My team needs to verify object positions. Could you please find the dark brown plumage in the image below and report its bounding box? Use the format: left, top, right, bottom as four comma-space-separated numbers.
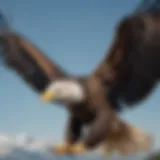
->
0, 11, 154, 154
94, 11, 160, 111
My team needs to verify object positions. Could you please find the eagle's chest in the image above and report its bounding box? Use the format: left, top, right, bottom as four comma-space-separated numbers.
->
70, 104, 96, 124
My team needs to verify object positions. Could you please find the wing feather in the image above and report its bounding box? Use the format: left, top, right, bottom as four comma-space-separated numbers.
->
0, 33, 68, 93
92, 15, 134, 84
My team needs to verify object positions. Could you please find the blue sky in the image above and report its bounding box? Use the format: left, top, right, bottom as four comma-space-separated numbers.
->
0, 0, 159, 149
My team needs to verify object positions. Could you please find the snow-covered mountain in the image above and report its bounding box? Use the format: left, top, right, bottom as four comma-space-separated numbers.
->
0, 133, 53, 156
0, 148, 57, 160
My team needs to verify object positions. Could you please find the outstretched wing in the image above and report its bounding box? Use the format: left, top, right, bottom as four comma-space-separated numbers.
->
0, 33, 68, 93
92, 15, 134, 84
0, 12, 68, 93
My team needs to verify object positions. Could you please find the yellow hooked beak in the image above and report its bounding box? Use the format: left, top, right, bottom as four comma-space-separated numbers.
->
41, 89, 56, 103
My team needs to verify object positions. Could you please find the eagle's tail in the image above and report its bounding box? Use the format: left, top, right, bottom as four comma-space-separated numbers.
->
102, 118, 153, 156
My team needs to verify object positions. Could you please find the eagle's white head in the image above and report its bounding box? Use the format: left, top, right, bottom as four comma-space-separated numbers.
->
40, 79, 86, 104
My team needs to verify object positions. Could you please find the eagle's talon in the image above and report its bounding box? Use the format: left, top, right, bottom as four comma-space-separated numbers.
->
52, 143, 86, 154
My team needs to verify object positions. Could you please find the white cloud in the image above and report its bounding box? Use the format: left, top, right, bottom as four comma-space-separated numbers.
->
0, 132, 53, 156
0, 133, 10, 145
0, 133, 13, 156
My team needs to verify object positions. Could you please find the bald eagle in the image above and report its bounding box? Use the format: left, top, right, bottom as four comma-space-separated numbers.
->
0, 11, 154, 155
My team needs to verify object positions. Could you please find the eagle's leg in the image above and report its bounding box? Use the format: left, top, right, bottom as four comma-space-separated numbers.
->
79, 76, 116, 150
54, 116, 83, 154
83, 107, 114, 149
65, 115, 83, 144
